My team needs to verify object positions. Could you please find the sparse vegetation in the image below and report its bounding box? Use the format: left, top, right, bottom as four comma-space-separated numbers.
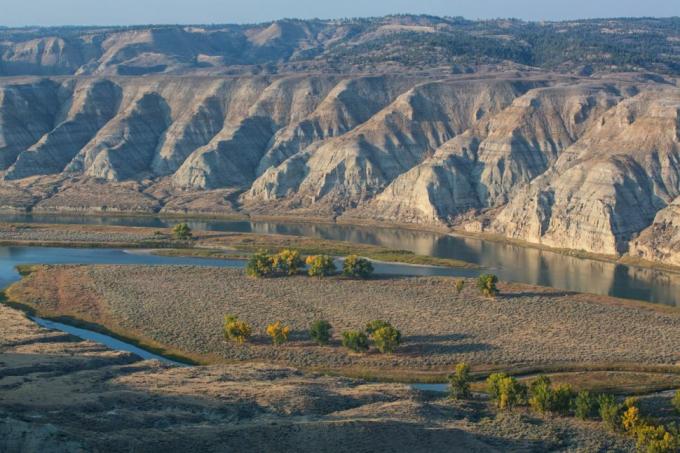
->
172, 223, 192, 240
309, 320, 333, 345
342, 330, 369, 352
266, 321, 291, 346
306, 255, 337, 277
448, 362, 471, 400
224, 315, 252, 344
476, 274, 499, 298
342, 255, 374, 278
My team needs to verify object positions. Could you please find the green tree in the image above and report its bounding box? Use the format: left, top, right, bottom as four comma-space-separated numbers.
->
342, 255, 374, 278
574, 390, 598, 420
266, 321, 291, 346
224, 315, 252, 344
309, 320, 333, 345
672, 390, 680, 415
272, 249, 304, 275
342, 330, 369, 352
477, 274, 499, 298
245, 250, 274, 277
551, 384, 576, 416
528, 375, 553, 414
497, 376, 527, 410
172, 223, 192, 240
306, 255, 336, 277
372, 325, 401, 353
486, 373, 508, 402
448, 362, 472, 400
487, 373, 526, 409
598, 394, 623, 432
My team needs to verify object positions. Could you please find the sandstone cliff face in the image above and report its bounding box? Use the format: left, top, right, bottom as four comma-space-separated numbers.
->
0, 71, 679, 266
489, 88, 680, 255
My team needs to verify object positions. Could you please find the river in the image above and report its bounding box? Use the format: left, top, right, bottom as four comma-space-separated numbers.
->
1, 213, 680, 306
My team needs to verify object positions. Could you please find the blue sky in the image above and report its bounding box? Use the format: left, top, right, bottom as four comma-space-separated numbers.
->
2, 0, 678, 26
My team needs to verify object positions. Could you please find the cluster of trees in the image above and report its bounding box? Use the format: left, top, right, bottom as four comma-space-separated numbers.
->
448, 366, 680, 452
246, 249, 373, 279
342, 320, 402, 353
224, 316, 402, 354
172, 223, 193, 240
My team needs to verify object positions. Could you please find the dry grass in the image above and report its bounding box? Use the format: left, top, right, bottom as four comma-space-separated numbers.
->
7, 265, 680, 385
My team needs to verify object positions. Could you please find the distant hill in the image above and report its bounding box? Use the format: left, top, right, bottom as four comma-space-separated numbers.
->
0, 15, 679, 76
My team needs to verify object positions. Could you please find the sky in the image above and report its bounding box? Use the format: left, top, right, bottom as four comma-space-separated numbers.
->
2, 0, 678, 27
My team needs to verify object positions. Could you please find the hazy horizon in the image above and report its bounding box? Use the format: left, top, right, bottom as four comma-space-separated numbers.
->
2, 0, 678, 27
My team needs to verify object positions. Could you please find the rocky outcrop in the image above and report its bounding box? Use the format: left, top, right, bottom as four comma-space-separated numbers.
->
68, 91, 171, 180
0, 70, 679, 266
5, 79, 122, 180
0, 79, 60, 169
489, 88, 680, 255
243, 78, 538, 214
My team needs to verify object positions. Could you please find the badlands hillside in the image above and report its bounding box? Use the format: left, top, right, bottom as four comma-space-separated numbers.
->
1, 16, 680, 265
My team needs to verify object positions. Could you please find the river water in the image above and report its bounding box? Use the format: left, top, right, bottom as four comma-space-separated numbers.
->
1, 213, 680, 306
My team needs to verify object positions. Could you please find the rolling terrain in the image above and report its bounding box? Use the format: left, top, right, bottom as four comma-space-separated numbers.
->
1, 16, 680, 266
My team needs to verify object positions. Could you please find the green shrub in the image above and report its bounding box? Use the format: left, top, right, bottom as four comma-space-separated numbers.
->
672, 390, 680, 414
448, 362, 471, 400
172, 222, 192, 240
245, 250, 275, 277
306, 255, 336, 277
598, 394, 623, 432
372, 325, 401, 353
528, 375, 553, 414
266, 321, 291, 346
477, 274, 499, 297
310, 320, 333, 345
224, 315, 252, 344
272, 249, 304, 275
342, 331, 369, 352
574, 390, 598, 420
342, 255, 374, 278
454, 279, 465, 295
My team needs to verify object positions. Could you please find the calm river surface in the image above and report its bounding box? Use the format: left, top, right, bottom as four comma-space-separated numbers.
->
1, 213, 680, 307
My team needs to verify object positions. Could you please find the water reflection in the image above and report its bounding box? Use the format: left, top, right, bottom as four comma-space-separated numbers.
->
1, 213, 679, 306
